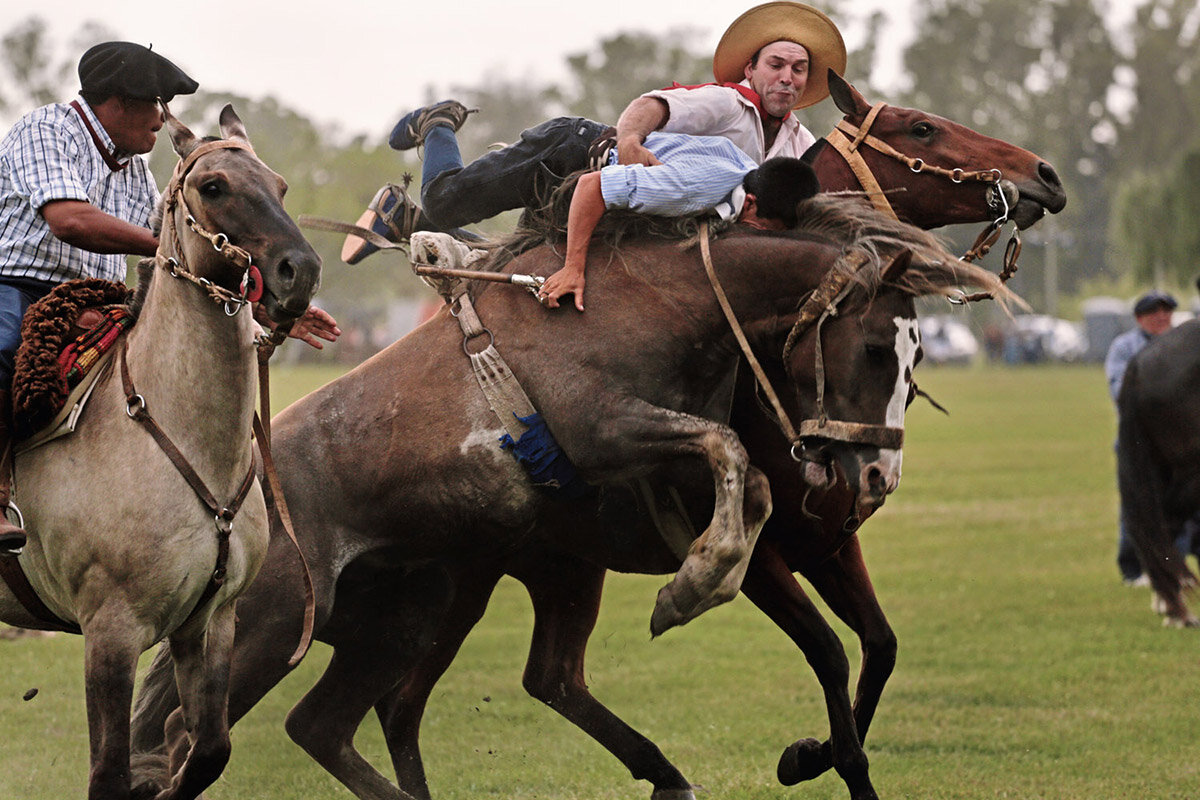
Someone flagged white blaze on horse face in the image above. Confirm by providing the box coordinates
[878,316,921,484]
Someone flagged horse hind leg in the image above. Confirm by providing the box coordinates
[150,602,237,800]
[284,563,453,800]
[650,455,771,637]
[513,552,696,800]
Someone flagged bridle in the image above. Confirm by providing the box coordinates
[699,224,905,466]
[158,139,264,316]
[825,102,1022,302]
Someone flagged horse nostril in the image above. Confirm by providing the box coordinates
[866,465,886,497]
[1038,161,1061,188]
[277,259,296,285]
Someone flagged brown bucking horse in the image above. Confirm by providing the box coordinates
[0,106,321,800]
[132,73,1064,800]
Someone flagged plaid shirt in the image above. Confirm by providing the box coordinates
[601,132,758,220]
[0,97,159,284]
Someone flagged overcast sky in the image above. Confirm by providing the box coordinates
[5,0,915,137]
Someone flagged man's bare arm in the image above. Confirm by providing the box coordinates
[540,171,605,312]
[614,97,669,167]
[41,200,158,256]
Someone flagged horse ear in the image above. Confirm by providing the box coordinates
[162,101,199,159]
[882,248,912,283]
[218,104,252,146]
[828,69,869,118]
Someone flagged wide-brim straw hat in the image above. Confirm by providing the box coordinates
[713,2,847,109]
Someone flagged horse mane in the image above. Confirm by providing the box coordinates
[465,170,1018,310]
[776,194,1020,310]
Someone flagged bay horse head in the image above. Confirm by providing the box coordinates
[159,103,321,323]
[813,70,1067,231]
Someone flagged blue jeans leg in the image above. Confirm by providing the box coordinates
[0,279,56,391]
[420,117,609,230]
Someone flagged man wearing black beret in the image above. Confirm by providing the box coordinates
[0,42,197,553]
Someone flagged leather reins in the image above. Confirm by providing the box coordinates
[825,103,1022,301]
[699,222,904,464]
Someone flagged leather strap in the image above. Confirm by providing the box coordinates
[253,413,315,666]
[0,554,81,633]
[119,341,256,614]
[70,100,128,172]
[698,221,800,445]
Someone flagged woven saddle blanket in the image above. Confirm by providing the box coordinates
[12,278,133,444]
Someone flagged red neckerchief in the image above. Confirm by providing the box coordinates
[661,82,792,124]
[69,100,129,172]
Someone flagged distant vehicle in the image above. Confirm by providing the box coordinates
[918,315,979,364]
[1005,314,1087,363]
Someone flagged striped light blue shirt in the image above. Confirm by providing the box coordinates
[0,97,159,284]
[601,132,757,221]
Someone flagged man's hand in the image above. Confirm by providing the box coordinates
[539,265,586,312]
[286,305,341,349]
[255,303,341,349]
[615,137,662,167]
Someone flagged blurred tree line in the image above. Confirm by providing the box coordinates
[2,0,1198,336]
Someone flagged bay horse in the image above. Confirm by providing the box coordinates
[1117,319,1200,627]
[132,74,1064,799]
[0,105,321,800]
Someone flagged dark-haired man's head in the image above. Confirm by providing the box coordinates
[741,157,820,228]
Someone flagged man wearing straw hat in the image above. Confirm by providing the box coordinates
[343,2,847,263]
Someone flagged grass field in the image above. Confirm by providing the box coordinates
[2,363,1198,799]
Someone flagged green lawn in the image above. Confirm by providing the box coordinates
[2,363,1198,799]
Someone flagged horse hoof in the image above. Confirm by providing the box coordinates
[777,738,830,785]
[651,787,698,800]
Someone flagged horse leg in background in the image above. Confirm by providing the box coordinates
[803,535,897,757]
[82,606,153,800]
[766,535,896,795]
[502,550,696,800]
[738,541,878,800]
[150,603,237,800]
[374,562,506,800]
[284,563,454,800]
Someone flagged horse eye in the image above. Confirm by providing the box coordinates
[912,121,936,138]
[200,181,222,197]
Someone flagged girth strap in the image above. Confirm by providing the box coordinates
[0,553,81,633]
[451,289,538,442]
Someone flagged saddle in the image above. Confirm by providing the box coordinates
[11,278,133,445]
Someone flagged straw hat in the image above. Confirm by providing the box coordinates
[713,2,847,109]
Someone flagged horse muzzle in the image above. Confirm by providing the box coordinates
[260,245,322,323]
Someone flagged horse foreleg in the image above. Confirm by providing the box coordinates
[82,612,147,800]
[739,541,878,800]
[374,561,505,800]
[153,602,236,800]
[649,438,771,636]
[284,564,452,800]
[512,551,696,800]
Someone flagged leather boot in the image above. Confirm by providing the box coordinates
[0,390,26,555]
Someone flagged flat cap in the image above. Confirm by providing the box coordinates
[1133,290,1177,316]
[78,41,198,103]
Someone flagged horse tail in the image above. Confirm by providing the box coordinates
[1117,359,1194,621]
[130,641,181,753]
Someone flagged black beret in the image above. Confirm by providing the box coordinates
[78,41,198,102]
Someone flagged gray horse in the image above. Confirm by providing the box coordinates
[0,105,321,800]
